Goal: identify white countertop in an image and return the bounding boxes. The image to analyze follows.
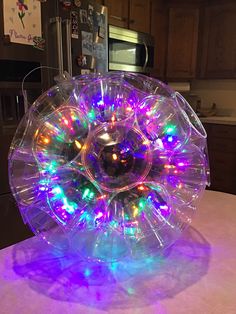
[1,190,236,314]
[200,115,236,125]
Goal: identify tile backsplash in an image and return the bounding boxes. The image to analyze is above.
[190,79,236,116]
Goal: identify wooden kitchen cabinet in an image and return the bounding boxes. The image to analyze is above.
[129,0,151,33]
[105,0,236,80]
[104,0,129,28]
[151,0,168,78]
[104,0,151,33]
[204,123,236,195]
[166,6,199,79]
[198,2,236,78]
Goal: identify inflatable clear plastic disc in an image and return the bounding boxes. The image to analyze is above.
[9,72,210,261]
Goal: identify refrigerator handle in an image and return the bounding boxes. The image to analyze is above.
[50,17,64,75]
[64,19,73,76]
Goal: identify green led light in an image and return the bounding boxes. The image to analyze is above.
[125,227,135,236]
[54,129,66,142]
[82,188,90,199]
[51,186,78,214]
[124,213,130,220]
[138,198,147,211]
[46,160,58,173]
[79,211,91,222]
[52,185,63,196]
[82,120,88,128]
[127,287,135,295]
[110,221,119,228]
[82,187,95,201]
[39,179,49,186]
[84,268,91,277]
[51,186,64,201]
[62,197,77,214]
[110,262,118,271]
[89,191,95,199]
[164,124,176,135]
[88,109,96,121]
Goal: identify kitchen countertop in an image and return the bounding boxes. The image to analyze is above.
[200,115,236,125]
[1,190,236,314]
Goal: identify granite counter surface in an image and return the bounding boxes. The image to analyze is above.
[1,190,236,314]
[200,115,236,125]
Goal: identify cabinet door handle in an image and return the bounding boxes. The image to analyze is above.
[110,15,127,22]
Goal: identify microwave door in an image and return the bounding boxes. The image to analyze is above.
[133,40,150,73]
[141,40,155,74]
[109,38,150,73]
[109,25,154,73]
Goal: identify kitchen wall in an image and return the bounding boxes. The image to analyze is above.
[191,79,236,116]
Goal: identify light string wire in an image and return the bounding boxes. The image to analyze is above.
[21,65,59,112]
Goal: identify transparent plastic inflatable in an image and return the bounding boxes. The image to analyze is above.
[8,72,210,261]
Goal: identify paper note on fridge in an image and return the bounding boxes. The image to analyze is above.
[3,0,42,45]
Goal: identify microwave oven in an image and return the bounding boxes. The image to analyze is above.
[108,25,154,74]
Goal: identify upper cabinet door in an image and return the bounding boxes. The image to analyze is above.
[104,0,129,28]
[129,0,151,33]
[151,0,168,79]
[166,7,199,79]
[199,3,236,79]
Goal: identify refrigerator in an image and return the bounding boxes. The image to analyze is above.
[44,0,108,85]
[0,0,45,248]
[0,0,108,249]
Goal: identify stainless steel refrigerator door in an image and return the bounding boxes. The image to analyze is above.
[69,1,108,75]
[46,0,108,80]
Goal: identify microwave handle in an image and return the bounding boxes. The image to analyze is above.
[143,42,149,70]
